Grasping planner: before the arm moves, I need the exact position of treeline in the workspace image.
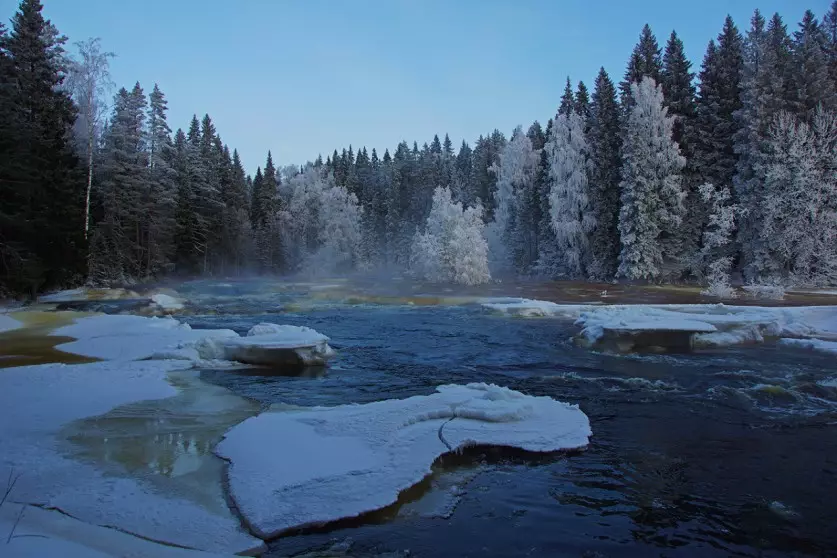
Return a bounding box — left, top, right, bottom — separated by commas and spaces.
1, 0, 836, 295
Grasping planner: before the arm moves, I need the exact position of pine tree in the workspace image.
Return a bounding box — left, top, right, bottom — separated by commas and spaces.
0, 0, 86, 293
546, 112, 595, 277
617, 78, 686, 280
146, 83, 175, 274
792, 10, 836, 115
587, 68, 622, 279
621, 24, 663, 106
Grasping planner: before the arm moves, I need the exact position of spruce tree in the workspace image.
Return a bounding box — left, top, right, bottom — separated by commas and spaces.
574, 81, 590, 119
620, 24, 663, 106
617, 78, 686, 280
694, 17, 743, 194
0, 0, 85, 293
587, 68, 622, 279
559, 77, 575, 116
146, 83, 175, 274
825, 2, 837, 86
792, 10, 836, 115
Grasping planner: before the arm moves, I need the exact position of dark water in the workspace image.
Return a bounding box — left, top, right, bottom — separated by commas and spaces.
180, 279, 837, 558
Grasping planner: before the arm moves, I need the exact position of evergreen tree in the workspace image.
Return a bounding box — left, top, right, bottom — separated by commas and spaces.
825, 2, 837, 87
0, 0, 86, 293
559, 77, 575, 116
587, 68, 622, 279
618, 78, 686, 280
694, 17, 744, 194
620, 24, 663, 106
792, 10, 836, 115
146, 83, 175, 274
574, 81, 590, 120
546, 112, 595, 277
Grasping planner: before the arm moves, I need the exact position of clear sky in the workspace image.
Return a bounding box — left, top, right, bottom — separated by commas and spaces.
1, 0, 831, 173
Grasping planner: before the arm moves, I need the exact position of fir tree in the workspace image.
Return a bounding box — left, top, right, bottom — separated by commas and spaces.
574, 81, 590, 119
559, 77, 575, 116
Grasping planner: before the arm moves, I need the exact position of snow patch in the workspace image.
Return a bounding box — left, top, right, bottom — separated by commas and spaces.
151, 293, 185, 312
216, 383, 590, 539
480, 297, 575, 317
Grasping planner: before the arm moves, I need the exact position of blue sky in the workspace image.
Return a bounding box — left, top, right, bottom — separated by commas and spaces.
1, 0, 831, 173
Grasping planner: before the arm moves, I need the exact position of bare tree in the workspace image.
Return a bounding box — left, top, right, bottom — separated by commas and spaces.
66, 38, 114, 239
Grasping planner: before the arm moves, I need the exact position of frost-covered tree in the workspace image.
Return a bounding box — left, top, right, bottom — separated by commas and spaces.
587, 68, 622, 279
617, 77, 686, 280
410, 187, 490, 285
698, 183, 737, 297
792, 10, 836, 115
754, 108, 837, 285
546, 112, 595, 277
487, 126, 539, 274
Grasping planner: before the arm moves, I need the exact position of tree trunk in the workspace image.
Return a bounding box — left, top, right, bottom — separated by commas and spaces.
84, 132, 93, 239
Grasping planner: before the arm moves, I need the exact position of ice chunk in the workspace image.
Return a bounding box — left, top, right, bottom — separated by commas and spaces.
196, 323, 335, 367
480, 297, 576, 317
216, 383, 590, 538
150, 293, 185, 312
54, 315, 238, 361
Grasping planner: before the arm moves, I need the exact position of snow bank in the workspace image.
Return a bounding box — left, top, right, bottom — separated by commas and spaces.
779, 338, 837, 355
217, 383, 590, 538
0, 360, 264, 554
0, 503, 231, 557
0, 312, 22, 333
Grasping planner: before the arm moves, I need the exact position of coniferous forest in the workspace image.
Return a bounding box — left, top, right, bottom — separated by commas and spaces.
1, 0, 836, 296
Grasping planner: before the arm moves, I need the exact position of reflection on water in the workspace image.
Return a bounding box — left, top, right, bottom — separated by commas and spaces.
60, 370, 259, 513
0, 311, 97, 368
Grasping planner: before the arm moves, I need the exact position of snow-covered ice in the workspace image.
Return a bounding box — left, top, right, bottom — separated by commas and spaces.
483, 299, 837, 352
216, 383, 591, 538
52, 314, 334, 367
0, 359, 264, 555
0, 502, 232, 557
151, 292, 186, 312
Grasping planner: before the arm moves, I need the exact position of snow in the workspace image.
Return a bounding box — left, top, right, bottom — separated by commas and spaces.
151, 293, 185, 311
481, 297, 571, 317
216, 383, 590, 539
779, 338, 837, 355
52, 314, 334, 367
0, 312, 22, 333
0, 503, 232, 557
196, 323, 335, 366
0, 360, 264, 555
482, 299, 837, 351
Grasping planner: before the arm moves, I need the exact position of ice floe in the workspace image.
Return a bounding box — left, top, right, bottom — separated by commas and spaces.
52, 314, 335, 368
151, 292, 186, 312
482, 299, 837, 352
0, 359, 264, 555
778, 338, 837, 355
216, 383, 590, 539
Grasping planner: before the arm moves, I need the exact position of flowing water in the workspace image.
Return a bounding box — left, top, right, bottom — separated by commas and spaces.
162, 278, 837, 558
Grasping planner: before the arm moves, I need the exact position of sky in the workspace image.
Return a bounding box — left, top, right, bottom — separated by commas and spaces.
1, 0, 832, 174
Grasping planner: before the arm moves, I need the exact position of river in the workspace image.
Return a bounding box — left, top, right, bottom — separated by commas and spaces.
153, 278, 837, 557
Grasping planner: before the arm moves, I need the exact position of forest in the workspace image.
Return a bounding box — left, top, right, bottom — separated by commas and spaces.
1, 0, 836, 295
